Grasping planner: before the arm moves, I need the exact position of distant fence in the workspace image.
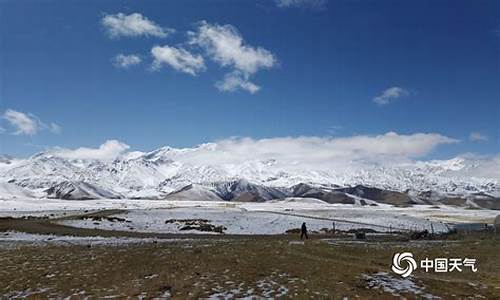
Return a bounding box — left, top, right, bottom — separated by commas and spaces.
255, 210, 412, 233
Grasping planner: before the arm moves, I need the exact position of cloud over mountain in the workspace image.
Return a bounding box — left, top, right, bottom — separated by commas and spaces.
53, 140, 130, 160
170, 132, 459, 170
52, 132, 457, 171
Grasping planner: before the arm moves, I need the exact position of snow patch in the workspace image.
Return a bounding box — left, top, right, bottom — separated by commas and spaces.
362, 272, 438, 299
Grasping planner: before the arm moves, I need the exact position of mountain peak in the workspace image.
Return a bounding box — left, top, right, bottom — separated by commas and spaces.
1, 147, 499, 200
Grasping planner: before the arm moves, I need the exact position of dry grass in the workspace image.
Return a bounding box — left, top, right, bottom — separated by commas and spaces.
0, 233, 499, 299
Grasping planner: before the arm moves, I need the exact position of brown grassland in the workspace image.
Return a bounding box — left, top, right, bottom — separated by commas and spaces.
0, 227, 499, 299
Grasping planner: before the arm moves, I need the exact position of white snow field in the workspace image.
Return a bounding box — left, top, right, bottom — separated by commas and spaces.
0, 231, 190, 248
1, 198, 497, 235
58, 206, 452, 234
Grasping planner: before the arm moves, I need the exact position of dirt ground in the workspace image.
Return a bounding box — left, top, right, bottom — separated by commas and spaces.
0, 236, 499, 298
0, 213, 499, 299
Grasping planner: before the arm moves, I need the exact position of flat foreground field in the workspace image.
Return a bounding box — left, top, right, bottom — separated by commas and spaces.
1, 233, 499, 299
0, 201, 499, 298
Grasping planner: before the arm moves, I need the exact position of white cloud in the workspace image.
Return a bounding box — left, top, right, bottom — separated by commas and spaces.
2, 109, 61, 136
189, 21, 276, 93
190, 21, 276, 75
151, 45, 206, 75
373, 87, 410, 105
3, 109, 39, 135
49, 123, 61, 134
53, 140, 130, 160
215, 71, 260, 94
164, 132, 458, 170
112, 54, 142, 68
101, 13, 173, 38
275, 0, 327, 9
469, 132, 488, 142
45, 132, 460, 170
46, 132, 455, 168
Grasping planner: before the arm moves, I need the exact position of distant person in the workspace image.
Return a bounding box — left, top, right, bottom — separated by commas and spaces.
332, 221, 336, 234
495, 215, 500, 235
301, 222, 308, 240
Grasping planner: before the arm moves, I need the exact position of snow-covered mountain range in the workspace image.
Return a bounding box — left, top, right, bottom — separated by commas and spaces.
0, 145, 499, 209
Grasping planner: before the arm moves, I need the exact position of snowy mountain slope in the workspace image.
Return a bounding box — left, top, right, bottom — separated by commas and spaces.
45, 181, 122, 200
0, 180, 37, 199
211, 179, 290, 202
0, 145, 499, 206
0, 155, 14, 165
336, 185, 415, 206
166, 184, 223, 201
292, 183, 356, 205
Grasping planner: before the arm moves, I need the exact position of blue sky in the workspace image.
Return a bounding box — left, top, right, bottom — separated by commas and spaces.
0, 0, 498, 159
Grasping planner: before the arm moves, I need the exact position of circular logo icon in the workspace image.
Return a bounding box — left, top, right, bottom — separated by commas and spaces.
391, 252, 417, 278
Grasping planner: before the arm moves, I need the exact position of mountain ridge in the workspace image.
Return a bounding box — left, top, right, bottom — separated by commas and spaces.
0, 146, 499, 209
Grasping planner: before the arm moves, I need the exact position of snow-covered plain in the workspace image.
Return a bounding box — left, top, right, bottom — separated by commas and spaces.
1, 198, 497, 236
0, 231, 188, 248
59, 207, 341, 235
59, 206, 454, 234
